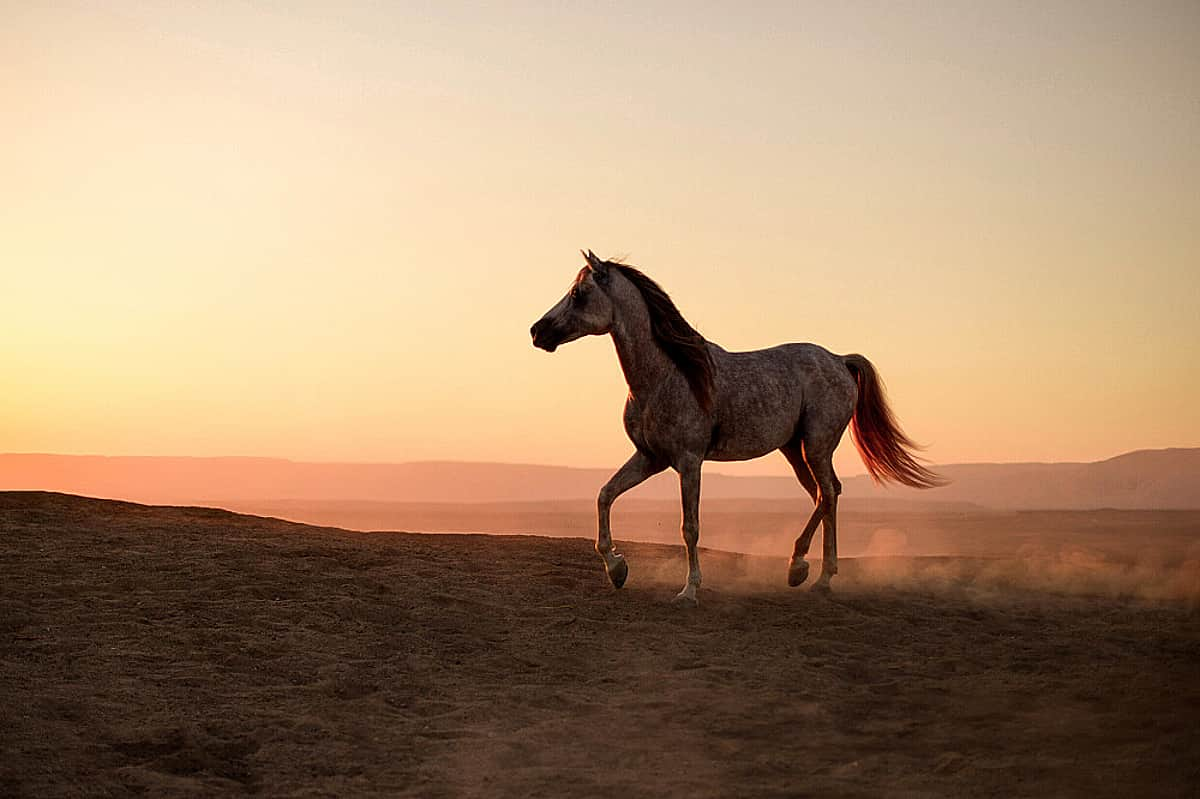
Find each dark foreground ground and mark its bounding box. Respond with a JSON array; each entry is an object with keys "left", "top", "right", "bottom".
[{"left": 2, "top": 492, "right": 1198, "bottom": 798}]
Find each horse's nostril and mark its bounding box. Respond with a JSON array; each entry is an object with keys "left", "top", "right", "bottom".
[{"left": 530, "top": 319, "right": 559, "bottom": 351}]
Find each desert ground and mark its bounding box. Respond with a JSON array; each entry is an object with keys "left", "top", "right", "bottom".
[{"left": 2, "top": 492, "right": 1198, "bottom": 797}]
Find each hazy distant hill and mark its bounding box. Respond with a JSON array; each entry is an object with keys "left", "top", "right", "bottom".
[
  {"left": 0, "top": 448, "right": 1196, "bottom": 509},
  {"left": 841, "top": 448, "right": 1200, "bottom": 510}
]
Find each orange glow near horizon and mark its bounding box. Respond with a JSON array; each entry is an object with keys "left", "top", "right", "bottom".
[{"left": 2, "top": 3, "right": 1198, "bottom": 478}]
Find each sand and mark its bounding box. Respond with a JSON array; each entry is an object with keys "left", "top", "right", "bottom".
[{"left": 2, "top": 491, "right": 1198, "bottom": 797}]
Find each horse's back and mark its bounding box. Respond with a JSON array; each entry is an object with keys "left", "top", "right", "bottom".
[
  {"left": 712, "top": 342, "right": 852, "bottom": 393},
  {"left": 706, "top": 342, "right": 856, "bottom": 460}
]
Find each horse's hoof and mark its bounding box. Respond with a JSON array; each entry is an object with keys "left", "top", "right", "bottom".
[
  {"left": 672, "top": 590, "right": 699, "bottom": 608},
  {"left": 787, "top": 559, "right": 810, "bottom": 587},
  {"left": 810, "top": 580, "right": 833, "bottom": 596},
  {"left": 606, "top": 557, "right": 629, "bottom": 589}
]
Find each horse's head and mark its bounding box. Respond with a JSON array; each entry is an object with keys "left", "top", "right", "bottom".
[{"left": 530, "top": 250, "right": 617, "bottom": 352}]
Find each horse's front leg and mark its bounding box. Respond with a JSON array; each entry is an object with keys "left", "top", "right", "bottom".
[
  {"left": 597, "top": 451, "right": 666, "bottom": 588},
  {"left": 673, "top": 457, "right": 703, "bottom": 607}
]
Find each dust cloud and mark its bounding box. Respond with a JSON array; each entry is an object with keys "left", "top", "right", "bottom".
[{"left": 629, "top": 514, "right": 1200, "bottom": 604}]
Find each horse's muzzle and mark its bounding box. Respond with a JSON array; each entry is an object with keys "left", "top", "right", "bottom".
[{"left": 530, "top": 319, "right": 559, "bottom": 352}]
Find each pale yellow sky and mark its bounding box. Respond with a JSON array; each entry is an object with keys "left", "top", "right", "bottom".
[{"left": 2, "top": 2, "right": 1198, "bottom": 477}]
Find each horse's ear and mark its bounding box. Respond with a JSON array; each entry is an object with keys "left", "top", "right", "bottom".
[{"left": 585, "top": 249, "right": 609, "bottom": 279}]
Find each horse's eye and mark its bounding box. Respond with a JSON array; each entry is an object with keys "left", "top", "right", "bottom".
[{"left": 570, "top": 287, "right": 583, "bottom": 304}]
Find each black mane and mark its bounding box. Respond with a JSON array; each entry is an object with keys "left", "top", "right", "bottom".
[{"left": 611, "top": 263, "right": 715, "bottom": 412}]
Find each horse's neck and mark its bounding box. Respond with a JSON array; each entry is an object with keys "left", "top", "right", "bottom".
[{"left": 609, "top": 293, "right": 673, "bottom": 401}]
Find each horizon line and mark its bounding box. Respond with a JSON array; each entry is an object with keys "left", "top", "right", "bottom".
[{"left": 2, "top": 446, "right": 1196, "bottom": 474}]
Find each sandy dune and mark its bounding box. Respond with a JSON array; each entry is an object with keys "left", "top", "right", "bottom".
[{"left": 2, "top": 492, "right": 1198, "bottom": 797}]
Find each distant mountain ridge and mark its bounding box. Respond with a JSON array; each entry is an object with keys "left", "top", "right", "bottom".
[
  {"left": 842, "top": 448, "right": 1200, "bottom": 510},
  {"left": 0, "top": 448, "right": 1196, "bottom": 510}
]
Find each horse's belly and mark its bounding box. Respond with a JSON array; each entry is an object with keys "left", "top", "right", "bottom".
[
  {"left": 705, "top": 418, "right": 794, "bottom": 462},
  {"left": 706, "top": 446, "right": 777, "bottom": 462}
]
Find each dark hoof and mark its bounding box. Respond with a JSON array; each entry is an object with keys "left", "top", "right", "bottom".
[
  {"left": 787, "top": 559, "right": 810, "bottom": 587},
  {"left": 810, "top": 580, "right": 833, "bottom": 596},
  {"left": 607, "top": 557, "right": 629, "bottom": 589}
]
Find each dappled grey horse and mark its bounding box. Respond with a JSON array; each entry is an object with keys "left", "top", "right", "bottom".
[{"left": 530, "top": 251, "right": 943, "bottom": 604}]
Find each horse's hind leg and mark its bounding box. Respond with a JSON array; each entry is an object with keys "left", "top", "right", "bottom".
[
  {"left": 781, "top": 444, "right": 821, "bottom": 587},
  {"left": 807, "top": 451, "right": 841, "bottom": 592},
  {"left": 597, "top": 451, "right": 666, "bottom": 588},
  {"left": 783, "top": 440, "right": 841, "bottom": 591}
]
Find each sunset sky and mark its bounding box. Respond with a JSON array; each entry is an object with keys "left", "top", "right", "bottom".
[{"left": 3, "top": 2, "right": 1198, "bottom": 478}]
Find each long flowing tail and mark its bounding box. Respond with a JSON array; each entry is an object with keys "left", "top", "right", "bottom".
[{"left": 842, "top": 354, "right": 946, "bottom": 488}]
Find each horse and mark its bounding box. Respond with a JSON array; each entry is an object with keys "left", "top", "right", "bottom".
[{"left": 530, "top": 250, "right": 943, "bottom": 605}]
